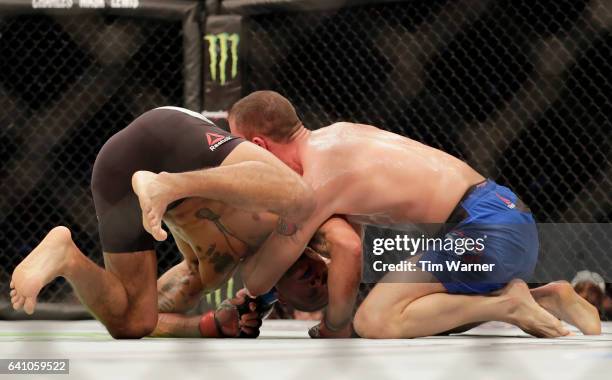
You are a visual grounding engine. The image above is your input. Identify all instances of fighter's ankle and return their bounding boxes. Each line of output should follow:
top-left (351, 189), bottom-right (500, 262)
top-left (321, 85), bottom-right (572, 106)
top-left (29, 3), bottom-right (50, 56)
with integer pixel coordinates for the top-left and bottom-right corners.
top-left (58, 244), bottom-right (79, 278)
top-left (156, 171), bottom-right (181, 200)
top-left (500, 294), bottom-right (523, 324)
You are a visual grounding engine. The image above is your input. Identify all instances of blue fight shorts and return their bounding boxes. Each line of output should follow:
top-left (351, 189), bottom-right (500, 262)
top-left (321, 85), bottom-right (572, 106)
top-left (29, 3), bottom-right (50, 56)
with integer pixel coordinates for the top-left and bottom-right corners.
top-left (419, 179), bottom-right (538, 294)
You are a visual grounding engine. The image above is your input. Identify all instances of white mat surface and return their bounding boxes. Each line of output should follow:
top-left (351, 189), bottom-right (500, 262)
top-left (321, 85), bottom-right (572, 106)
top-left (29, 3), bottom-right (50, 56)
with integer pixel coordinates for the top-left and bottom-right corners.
top-left (0, 320), bottom-right (611, 380)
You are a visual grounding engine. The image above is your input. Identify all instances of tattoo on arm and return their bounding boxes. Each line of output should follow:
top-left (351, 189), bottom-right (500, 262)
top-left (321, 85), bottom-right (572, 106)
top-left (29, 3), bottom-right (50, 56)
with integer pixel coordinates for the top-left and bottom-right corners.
top-left (276, 218), bottom-right (297, 236)
top-left (157, 273), bottom-right (196, 313)
top-left (158, 278), bottom-right (178, 313)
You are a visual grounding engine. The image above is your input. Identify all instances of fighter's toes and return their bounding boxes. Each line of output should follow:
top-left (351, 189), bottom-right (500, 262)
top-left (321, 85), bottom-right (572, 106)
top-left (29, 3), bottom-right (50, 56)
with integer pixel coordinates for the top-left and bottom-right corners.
top-left (13, 295), bottom-right (25, 311)
top-left (554, 323), bottom-right (570, 337)
top-left (23, 297), bottom-right (37, 315)
top-left (155, 228), bottom-right (168, 241)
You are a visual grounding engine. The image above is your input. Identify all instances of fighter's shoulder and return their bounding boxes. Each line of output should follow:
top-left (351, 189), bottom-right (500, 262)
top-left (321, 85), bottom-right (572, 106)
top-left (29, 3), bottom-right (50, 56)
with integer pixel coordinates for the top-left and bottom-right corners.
top-left (324, 121), bottom-right (380, 133)
top-left (326, 121), bottom-right (363, 129)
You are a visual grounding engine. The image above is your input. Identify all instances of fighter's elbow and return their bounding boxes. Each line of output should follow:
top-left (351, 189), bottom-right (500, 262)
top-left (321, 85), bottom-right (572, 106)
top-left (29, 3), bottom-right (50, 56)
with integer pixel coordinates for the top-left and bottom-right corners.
top-left (289, 181), bottom-right (316, 221)
top-left (344, 239), bottom-right (363, 260)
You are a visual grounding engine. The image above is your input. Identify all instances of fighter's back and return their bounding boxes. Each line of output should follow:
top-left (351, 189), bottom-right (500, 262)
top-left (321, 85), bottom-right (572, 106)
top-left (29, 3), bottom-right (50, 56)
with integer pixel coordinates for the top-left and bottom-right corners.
top-left (302, 122), bottom-right (485, 225)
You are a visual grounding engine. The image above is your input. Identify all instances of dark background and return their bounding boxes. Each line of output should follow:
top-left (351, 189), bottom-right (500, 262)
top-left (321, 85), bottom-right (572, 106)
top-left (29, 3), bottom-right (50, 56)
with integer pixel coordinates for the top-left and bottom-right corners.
top-left (0, 0), bottom-right (610, 307)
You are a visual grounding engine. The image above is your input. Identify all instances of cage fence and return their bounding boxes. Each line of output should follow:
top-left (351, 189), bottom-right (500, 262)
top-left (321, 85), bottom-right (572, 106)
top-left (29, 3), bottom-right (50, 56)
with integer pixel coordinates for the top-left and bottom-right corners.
top-left (0, 0), bottom-right (611, 315)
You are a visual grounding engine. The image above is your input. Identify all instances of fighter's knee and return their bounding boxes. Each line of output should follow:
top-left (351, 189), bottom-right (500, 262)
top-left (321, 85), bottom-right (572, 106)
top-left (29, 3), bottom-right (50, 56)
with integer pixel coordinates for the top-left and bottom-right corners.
top-left (108, 322), bottom-right (155, 339)
top-left (352, 309), bottom-right (371, 337)
top-left (354, 305), bottom-right (397, 339)
top-left (107, 314), bottom-right (157, 339)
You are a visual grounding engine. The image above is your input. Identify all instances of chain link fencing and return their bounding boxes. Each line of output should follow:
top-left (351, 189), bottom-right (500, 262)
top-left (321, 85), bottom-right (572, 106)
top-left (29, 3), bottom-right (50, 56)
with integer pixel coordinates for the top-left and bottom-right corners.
top-left (243, 0), bottom-right (612, 288)
top-left (0, 12), bottom-right (187, 310)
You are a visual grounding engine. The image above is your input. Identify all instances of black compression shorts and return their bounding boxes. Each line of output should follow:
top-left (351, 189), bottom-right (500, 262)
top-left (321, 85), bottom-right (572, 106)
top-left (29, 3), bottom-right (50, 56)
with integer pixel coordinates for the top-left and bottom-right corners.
top-left (91, 106), bottom-right (244, 253)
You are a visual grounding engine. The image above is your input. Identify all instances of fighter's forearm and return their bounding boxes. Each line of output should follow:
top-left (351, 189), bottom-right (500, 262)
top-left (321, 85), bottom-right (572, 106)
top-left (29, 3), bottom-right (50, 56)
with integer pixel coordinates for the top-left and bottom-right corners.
top-left (157, 261), bottom-right (203, 313)
top-left (241, 229), bottom-right (305, 296)
top-left (317, 218), bottom-right (363, 330)
top-left (243, 206), bottom-right (334, 296)
top-left (326, 242), bottom-right (362, 329)
top-left (151, 313), bottom-right (202, 338)
top-left (159, 161), bottom-right (315, 222)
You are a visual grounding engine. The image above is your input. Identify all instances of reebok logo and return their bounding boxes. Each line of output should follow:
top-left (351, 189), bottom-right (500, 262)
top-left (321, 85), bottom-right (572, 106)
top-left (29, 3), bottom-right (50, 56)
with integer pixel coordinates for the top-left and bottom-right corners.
top-left (206, 132), bottom-right (233, 151)
top-left (206, 133), bottom-right (226, 146)
top-left (495, 193), bottom-right (516, 209)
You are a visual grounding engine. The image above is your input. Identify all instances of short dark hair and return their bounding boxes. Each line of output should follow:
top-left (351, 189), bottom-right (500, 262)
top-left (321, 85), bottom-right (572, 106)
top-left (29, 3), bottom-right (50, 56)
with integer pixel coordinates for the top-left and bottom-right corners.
top-left (228, 90), bottom-right (302, 142)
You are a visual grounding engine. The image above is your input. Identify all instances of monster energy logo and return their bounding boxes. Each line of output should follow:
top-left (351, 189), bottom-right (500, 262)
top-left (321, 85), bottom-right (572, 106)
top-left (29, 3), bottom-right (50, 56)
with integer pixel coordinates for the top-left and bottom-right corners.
top-left (205, 277), bottom-right (235, 308)
top-left (205, 33), bottom-right (239, 85)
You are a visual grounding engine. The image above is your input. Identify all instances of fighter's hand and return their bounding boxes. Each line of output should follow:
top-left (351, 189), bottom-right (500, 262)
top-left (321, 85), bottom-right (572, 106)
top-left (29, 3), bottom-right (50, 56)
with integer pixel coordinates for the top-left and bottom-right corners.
top-left (211, 289), bottom-right (262, 338)
top-left (132, 170), bottom-right (172, 241)
top-left (230, 288), bottom-right (264, 338)
top-left (308, 320), bottom-right (353, 339)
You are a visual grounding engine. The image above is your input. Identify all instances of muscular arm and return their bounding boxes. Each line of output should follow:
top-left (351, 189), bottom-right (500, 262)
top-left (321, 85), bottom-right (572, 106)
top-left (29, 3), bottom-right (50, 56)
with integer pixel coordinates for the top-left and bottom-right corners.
top-left (311, 217), bottom-right (363, 331)
top-left (156, 260), bottom-right (203, 314)
top-left (241, 203), bottom-right (334, 296)
top-left (150, 260), bottom-right (205, 337)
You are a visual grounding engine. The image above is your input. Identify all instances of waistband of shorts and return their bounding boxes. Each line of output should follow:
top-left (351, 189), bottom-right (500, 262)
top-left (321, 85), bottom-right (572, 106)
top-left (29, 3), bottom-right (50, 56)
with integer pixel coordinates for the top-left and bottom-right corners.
top-left (445, 179), bottom-right (492, 224)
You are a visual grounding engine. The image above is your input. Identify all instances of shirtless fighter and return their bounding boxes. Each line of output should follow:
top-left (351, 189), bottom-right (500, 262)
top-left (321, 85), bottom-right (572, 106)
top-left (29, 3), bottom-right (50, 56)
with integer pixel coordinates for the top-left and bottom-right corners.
top-left (9, 106), bottom-right (316, 339)
top-left (227, 91), bottom-right (601, 339)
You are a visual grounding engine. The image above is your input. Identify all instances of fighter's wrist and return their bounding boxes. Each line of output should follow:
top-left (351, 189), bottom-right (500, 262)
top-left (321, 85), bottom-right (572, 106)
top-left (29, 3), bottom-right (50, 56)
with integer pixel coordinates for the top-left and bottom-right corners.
top-left (198, 311), bottom-right (223, 338)
top-left (322, 314), bottom-right (352, 332)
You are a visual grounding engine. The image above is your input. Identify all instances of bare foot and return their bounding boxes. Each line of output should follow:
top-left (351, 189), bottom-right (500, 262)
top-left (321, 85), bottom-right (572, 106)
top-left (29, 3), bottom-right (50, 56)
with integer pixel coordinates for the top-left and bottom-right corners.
top-left (532, 281), bottom-right (601, 335)
top-left (131, 170), bottom-right (173, 241)
top-left (10, 226), bottom-right (75, 315)
top-left (502, 279), bottom-right (570, 338)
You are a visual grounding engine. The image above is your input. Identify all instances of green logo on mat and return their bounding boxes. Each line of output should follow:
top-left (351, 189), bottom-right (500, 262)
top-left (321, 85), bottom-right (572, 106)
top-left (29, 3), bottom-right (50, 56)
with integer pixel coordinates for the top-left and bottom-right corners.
top-left (205, 33), bottom-right (240, 85)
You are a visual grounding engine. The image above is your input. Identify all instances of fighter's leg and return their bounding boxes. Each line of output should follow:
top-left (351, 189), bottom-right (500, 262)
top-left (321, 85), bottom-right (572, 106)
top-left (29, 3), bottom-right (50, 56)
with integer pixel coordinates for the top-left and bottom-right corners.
top-left (530, 281), bottom-right (601, 335)
top-left (10, 226), bottom-right (158, 338)
top-left (436, 281), bottom-right (603, 336)
top-left (353, 267), bottom-right (568, 338)
top-left (432, 282), bottom-right (602, 336)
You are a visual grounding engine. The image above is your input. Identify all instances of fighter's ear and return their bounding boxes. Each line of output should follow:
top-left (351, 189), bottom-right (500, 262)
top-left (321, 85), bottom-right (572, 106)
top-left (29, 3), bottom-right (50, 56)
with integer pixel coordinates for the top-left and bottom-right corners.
top-left (251, 136), bottom-right (268, 150)
top-left (303, 246), bottom-right (319, 261)
top-left (304, 246), bottom-right (331, 264)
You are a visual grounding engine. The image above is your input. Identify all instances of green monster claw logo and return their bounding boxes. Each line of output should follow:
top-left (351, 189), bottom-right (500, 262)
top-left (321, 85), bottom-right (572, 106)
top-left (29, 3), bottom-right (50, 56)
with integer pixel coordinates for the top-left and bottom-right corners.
top-left (205, 33), bottom-right (240, 85)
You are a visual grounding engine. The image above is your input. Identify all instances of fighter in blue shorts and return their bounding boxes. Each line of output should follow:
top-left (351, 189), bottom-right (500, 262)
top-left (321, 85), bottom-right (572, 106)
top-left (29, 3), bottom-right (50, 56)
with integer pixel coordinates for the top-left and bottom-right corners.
top-left (227, 91), bottom-right (601, 339)
top-left (419, 179), bottom-right (539, 295)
